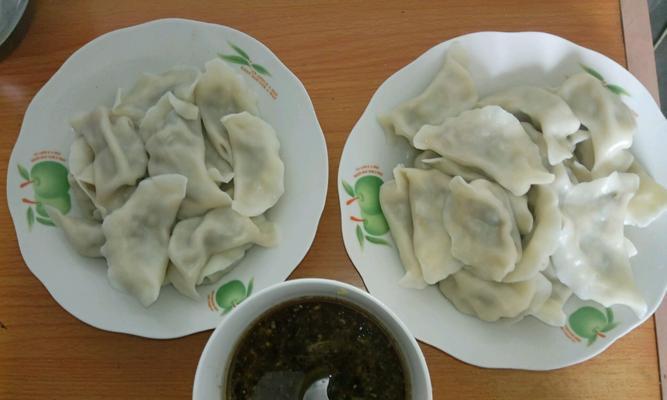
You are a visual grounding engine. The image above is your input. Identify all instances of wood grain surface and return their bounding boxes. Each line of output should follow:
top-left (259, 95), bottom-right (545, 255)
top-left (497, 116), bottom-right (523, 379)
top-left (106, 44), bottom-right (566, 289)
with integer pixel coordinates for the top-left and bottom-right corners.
top-left (0, 1), bottom-right (661, 399)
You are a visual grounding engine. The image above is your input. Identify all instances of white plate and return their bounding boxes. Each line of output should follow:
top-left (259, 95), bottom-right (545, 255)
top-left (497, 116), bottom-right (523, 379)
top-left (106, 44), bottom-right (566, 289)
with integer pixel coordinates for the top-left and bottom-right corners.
top-left (6, 18), bottom-right (328, 339)
top-left (338, 31), bottom-right (667, 370)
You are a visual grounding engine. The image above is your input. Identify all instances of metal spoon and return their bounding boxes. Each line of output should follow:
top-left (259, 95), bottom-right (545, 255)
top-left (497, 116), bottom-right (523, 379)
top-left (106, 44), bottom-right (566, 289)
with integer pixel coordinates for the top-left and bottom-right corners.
top-left (302, 376), bottom-right (330, 400)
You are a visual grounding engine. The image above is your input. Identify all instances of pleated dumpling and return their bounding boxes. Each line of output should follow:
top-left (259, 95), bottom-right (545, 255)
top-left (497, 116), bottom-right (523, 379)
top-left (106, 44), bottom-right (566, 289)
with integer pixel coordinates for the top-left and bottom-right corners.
top-left (167, 207), bottom-right (278, 299)
top-left (438, 269), bottom-right (551, 322)
top-left (379, 166), bottom-right (427, 289)
top-left (625, 160), bottom-right (667, 227)
top-left (112, 66), bottom-right (200, 124)
top-left (45, 206), bottom-right (105, 258)
top-left (503, 185), bottom-right (561, 282)
top-left (144, 94), bottom-right (232, 218)
top-left (558, 73), bottom-right (636, 175)
top-left (70, 106), bottom-right (147, 215)
top-left (551, 172), bottom-right (647, 317)
top-left (413, 105), bottom-right (554, 196)
top-left (378, 44), bottom-right (477, 144)
top-left (222, 112), bottom-right (285, 217)
top-left (401, 168), bottom-right (462, 284)
top-left (204, 135), bottom-right (234, 184)
top-left (530, 265), bottom-right (572, 327)
top-left (479, 86), bottom-right (581, 165)
top-left (195, 58), bottom-right (259, 162)
top-left (443, 176), bottom-right (520, 282)
top-left (102, 174), bottom-right (187, 307)
top-left (139, 91), bottom-right (199, 143)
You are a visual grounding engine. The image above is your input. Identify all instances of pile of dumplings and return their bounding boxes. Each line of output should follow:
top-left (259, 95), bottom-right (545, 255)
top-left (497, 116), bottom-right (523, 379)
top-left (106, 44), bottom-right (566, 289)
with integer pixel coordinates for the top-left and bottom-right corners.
top-left (378, 44), bottom-right (667, 326)
top-left (48, 58), bottom-right (284, 307)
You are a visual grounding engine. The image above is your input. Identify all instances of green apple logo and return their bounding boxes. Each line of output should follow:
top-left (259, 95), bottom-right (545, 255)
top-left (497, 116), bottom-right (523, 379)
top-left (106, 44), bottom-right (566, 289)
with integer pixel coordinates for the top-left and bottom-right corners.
top-left (562, 306), bottom-right (619, 346)
top-left (342, 175), bottom-right (390, 249)
top-left (18, 160), bottom-right (71, 229)
top-left (207, 278), bottom-right (253, 314)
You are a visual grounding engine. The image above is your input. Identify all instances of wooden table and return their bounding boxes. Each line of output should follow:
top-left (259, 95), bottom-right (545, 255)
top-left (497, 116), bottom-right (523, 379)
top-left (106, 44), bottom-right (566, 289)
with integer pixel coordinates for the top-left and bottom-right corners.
top-left (0, 1), bottom-right (662, 399)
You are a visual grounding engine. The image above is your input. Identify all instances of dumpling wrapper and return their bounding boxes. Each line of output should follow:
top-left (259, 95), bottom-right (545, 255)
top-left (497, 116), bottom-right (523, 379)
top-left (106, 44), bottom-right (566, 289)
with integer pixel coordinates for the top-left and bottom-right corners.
top-left (195, 58), bottom-right (259, 162)
top-left (70, 106), bottom-right (147, 215)
top-left (144, 94), bottom-right (232, 218)
top-left (414, 150), bottom-right (488, 182)
top-left (167, 207), bottom-right (278, 299)
top-left (439, 269), bottom-right (551, 322)
top-left (413, 105), bottom-right (554, 196)
top-left (378, 44), bottom-right (477, 144)
top-left (102, 174), bottom-right (187, 307)
top-left (443, 176), bottom-right (519, 282)
top-left (112, 66), bottom-right (200, 124)
top-left (401, 168), bottom-right (462, 284)
top-left (222, 112), bottom-right (285, 217)
top-left (479, 86), bottom-right (581, 165)
top-left (69, 135), bottom-right (95, 185)
top-left (551, 172), bottom-right (647, 317)
top-left (625, 160), bottom-right (667, 227)
top-left (45, 206), bottom-right (104, 258)
top-left (379, 165), bottom-right (427, 289)
top-left (503, 185), bottom-right (561, 282)
top-left (559, 73), bottom-right (636, 175)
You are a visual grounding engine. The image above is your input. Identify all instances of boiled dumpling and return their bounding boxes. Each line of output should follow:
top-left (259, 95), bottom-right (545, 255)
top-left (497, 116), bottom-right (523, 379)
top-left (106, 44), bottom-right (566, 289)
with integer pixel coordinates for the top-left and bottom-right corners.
top-left (112, 66), bottom-right (200, 124)
top-left (439, 269), bottom-right (551, 322)
top-left (443, 176), bottom-right (519, 281)
top-left (522, 122), bottom-right (550, 170)
top-left (222, 112), bottom-right (285, 217)
top-left (379, 166), bottom-right (427, 289)
top-left (625, 161), bottom-right (667, 227)
top-left (68, 136), bottom-right (127, 218)
top-left (198, 245), bottom-right (253, 284)
top-left (378, 44), bottom-right (477, 144)
top-left (204, 136), bottom-right (234, 184)
top-left (139, 91), bottom-right (199, 143)
top-left (479, 86), bottom-right (581, 165)
top-left (474, 179), bottom-right (531, 240)
top-left (551, 172), bottom-right (646, 317)
top-left (530, 265), bottom-right (572, 327)
top-left (45, 206), bottom-right (104, 258)
top-left (167, 207), bottom-right (278, 299)
top-left (558, 73), bottom-right (636, 176)
top-left (166, 246), bottom-right (250, 300)
top-left (144, 95), bottom-right (232, 218)
top-left (402, 168), bottom-right (462, 284)
top-left (413, 106), bottom-right (554, 196)
top-left (102, 174), bottom-right (187, 307)
top-left (70, 106), bottom-right (147, 216)
top-left (195, 58), bottom-right (259, 162)
top-left (503, 185), bottom-right (561, 282)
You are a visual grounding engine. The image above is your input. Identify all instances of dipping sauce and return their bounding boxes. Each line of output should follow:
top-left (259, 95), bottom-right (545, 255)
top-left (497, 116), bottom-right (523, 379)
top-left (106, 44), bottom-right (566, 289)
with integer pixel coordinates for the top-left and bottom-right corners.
top-left (226, 297), bottom-right (408, 399)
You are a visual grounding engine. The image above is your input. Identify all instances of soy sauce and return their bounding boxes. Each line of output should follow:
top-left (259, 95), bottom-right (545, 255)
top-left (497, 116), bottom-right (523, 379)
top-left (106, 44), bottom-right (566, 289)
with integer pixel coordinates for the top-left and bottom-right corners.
top-left (226, 297), bottom-right (408, 400)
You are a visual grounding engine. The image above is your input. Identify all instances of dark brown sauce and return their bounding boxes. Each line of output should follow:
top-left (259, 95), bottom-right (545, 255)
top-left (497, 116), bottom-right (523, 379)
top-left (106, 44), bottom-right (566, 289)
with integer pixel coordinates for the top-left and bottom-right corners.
top-left (225, 297), bottom-right (408, 400)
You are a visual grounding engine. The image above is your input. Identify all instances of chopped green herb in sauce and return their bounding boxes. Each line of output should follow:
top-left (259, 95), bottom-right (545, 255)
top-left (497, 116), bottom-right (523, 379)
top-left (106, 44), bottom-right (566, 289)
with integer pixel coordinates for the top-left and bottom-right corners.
top-left (226, 297), bottom-right (408, 400)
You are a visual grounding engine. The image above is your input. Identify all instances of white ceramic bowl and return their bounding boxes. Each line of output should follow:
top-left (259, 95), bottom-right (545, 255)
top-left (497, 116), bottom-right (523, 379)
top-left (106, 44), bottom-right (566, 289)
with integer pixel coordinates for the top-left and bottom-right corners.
top-left (194, 278), bottom-right (432, 400)
top-left (338, 31), bottom-right (667, 369)
top-left (6, 18), bottom-right (328, 338)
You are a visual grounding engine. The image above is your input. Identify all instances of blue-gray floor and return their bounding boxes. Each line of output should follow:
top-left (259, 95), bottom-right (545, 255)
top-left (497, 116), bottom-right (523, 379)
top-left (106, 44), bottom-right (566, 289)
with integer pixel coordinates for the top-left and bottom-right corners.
top-left (650, 0), bottom-right (667, 113)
